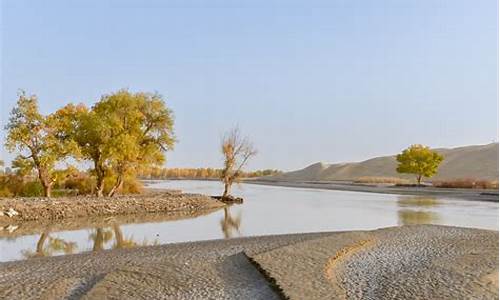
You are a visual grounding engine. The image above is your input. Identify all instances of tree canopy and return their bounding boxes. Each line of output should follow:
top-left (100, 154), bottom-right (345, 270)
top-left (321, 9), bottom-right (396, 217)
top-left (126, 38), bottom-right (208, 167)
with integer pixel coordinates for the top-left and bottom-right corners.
top-left (5, 89), bottom-right (175, 198)
top-left (5, 91), bottom-right (76, 197)
top-left (90, 90), bottom-right (175, 196)
top-left (396, 144), bottom-right (444, 184)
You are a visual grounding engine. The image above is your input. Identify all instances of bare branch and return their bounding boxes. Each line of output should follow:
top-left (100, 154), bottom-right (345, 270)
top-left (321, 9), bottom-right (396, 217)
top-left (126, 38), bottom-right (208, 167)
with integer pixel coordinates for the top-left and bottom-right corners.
top-left (220, 127), bottom-right (257, 197)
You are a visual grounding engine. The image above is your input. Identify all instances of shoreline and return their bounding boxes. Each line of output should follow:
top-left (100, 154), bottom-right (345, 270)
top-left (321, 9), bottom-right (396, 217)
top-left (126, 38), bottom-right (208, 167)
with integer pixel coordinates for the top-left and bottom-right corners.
top-left (1, 225), bottom-right (497, 299)
top-left (0, 207), bottom-right (223, 238)
top-left (0, 190), bottom-right (226, 224)
top-left (242, 179), bottom-right (499, 202)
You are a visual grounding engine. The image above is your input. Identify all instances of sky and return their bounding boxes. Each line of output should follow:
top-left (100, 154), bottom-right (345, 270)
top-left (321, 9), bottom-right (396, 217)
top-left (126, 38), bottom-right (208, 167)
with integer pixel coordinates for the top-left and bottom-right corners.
top-left (1, 0), bottom-right (498, 171)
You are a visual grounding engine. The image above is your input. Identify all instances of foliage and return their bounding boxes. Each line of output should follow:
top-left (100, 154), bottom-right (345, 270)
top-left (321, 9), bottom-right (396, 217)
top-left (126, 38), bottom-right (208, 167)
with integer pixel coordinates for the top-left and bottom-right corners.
top-left (0, 168), bottom-right (143, 197)
top-left (432, 179), bottom-right (499, 189)
top-left (54, 90), bottom-right (175, 197)
top-left (220, 128), bottom-right (257, 197)
top-left (4, 91), bottom-right (76, 197)
top-left (103, 174), bottom-right (143, 195)
top-left (0, 174), bottom-right (44, 197)
top-left (354, 176), bottom-right (410, 185)
top-left (137, 167), bottom-right (281, 179)
top-left (396, 144), bottom-right (444, 184)
top-left (19, 181), bottom-right (45, 197)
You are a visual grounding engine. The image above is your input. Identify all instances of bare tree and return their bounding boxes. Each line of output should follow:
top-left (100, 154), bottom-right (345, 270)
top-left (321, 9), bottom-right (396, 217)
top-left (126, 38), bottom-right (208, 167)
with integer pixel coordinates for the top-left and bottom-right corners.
top-left (220, 128), bottom-right (257, 198)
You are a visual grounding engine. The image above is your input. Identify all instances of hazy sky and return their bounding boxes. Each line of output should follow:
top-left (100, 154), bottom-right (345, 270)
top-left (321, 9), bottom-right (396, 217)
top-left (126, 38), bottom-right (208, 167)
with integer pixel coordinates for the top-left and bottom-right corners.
top-left (1, 0), bottom-right (498, 171)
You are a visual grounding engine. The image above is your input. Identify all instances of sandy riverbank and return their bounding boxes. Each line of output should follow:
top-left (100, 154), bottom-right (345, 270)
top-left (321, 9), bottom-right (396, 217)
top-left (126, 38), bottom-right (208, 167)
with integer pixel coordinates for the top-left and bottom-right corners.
top-left (0, 225), bottom-right (497, 299)
top-left (244, 179), bottom-right (499, 202)
top-left (0, 191), bottom-right (226, 224)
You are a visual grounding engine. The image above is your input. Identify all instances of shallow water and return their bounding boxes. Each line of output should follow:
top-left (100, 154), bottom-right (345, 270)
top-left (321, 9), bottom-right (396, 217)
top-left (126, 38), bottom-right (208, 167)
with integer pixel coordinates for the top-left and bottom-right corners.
top-left (0, 180), bottom-right (497, 262)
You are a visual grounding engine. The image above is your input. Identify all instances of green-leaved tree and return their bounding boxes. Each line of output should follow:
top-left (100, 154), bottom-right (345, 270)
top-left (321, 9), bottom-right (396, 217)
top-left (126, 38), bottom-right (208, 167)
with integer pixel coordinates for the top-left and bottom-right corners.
top-left (396, 144), bottom-right (444, 185)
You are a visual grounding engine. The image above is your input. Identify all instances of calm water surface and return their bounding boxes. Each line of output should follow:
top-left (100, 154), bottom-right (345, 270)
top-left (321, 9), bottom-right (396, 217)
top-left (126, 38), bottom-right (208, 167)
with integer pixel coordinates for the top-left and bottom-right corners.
top-left (0, 180), bottom-right (498, 262)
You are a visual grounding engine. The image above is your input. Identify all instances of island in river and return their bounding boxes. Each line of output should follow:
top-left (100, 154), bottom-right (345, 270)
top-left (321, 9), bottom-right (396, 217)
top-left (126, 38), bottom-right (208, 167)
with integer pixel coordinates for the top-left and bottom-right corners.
top-left (0, 190), bottom-right (226, 225)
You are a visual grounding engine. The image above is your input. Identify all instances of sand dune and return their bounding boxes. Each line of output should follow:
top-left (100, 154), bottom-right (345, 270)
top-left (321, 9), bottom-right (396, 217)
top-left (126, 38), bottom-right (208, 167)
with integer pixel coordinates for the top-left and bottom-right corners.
top-left (269, 143), bottom-right (499, 182)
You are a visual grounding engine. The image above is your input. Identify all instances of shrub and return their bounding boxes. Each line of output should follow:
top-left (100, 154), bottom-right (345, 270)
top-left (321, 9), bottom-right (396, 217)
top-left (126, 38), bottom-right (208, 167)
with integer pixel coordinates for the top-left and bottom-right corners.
top-left (0, 171), bottom-right (144, 198)
top-left (0, 186), bottom-right (13, 197)
top-left (64, 175), bottom-right (96, 195)
top-left (0, 174), bottom-right (33, 197)
top-left (354, 176), bottom-right (410, 185)
top-left (19, 181), bottom-right (44, 197)
top-left (103, 175), bottom-right (143, 196)
top-left (432, 179), bottom-right (499, 189)
top-left (121, 177), bottom-right (143, 194)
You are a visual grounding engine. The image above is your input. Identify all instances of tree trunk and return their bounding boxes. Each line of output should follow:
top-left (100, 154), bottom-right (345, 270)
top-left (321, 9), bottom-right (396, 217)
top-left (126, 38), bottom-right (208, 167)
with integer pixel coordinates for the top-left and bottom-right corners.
top-left (94, 161), bottom-right (105, 197)
top-left (222, 182), bottom-right (231, 198)
top-left (41, 180), bottom-right (52, 198)
top-left (417, 175), bottom-right (422, 185)
top-left (108, 174), bottom-right (124, 197)
top-left (96, 177), bottom-right (104, 197)
top-left (36, 165), bottom-right (52, 198)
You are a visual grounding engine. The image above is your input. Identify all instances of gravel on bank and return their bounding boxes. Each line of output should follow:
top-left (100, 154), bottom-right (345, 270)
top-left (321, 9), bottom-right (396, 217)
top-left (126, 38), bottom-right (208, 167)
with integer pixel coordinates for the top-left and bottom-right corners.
top-left (0, 191), bottom-right (226, 224)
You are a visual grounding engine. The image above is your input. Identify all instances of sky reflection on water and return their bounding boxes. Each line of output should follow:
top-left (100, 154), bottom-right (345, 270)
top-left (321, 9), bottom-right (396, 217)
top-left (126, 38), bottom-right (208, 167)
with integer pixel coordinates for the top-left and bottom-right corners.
top-left (0, 180), bottom-right (497, 262)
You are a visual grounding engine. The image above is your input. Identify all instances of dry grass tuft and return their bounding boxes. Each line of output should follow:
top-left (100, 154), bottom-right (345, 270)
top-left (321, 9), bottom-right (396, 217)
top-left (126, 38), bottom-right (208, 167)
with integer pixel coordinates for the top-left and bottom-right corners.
top-left (354, 176), bottom-right (410, 185)
top-left (432, 179), bottom-right (499, 189)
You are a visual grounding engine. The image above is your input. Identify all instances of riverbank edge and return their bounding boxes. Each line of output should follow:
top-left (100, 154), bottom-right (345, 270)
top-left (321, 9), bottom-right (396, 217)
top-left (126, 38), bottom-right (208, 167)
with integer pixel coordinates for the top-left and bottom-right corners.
top-left (0, 190), bottom-right (226, 224)
top-left (242, 179), bottom-right (499, 202)
top-left (0, 225), bottom-right (497, 299)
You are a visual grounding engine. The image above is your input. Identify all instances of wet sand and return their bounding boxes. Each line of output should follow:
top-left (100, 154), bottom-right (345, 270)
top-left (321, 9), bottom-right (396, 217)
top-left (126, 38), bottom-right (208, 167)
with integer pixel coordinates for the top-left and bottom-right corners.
top-left (0, 225), bottom-right (497, 299)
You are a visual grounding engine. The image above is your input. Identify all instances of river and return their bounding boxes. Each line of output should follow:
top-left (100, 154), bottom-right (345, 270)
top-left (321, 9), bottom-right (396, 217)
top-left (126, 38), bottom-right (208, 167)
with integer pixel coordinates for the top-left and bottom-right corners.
top-left (0, 180), bottom-right (497, 262)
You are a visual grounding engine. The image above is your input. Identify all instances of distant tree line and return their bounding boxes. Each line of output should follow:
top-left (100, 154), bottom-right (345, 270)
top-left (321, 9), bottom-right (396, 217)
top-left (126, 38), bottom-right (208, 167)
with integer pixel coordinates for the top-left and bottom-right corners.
top-left (138, 167), bottom-right (281, 180)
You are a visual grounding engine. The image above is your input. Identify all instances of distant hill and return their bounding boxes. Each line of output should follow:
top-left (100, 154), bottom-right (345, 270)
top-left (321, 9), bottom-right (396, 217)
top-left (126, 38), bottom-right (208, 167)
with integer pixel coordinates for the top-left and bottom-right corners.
top-left (266, 143), bottom-right (499, 182)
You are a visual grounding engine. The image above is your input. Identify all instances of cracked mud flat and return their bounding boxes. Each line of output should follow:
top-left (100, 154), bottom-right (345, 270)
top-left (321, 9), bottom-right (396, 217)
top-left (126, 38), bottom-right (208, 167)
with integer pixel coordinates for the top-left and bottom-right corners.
top-left (0, 225), bottom-right (497, 299)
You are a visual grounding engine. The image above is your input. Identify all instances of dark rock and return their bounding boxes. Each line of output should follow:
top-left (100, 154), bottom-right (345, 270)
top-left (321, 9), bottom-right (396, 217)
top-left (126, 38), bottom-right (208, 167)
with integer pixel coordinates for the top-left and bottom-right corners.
top-left (211, 195), bottom-right (244, 204)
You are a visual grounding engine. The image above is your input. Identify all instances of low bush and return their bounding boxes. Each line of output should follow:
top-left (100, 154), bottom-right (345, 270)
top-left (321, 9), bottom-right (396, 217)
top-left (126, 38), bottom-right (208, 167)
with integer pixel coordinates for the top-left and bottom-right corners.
top-left (354, 176), bottom-right (411, 185)
top-left (0, 171), bottom-right (144, 198)
top-left (0, 174), bottom-right (45, 197)
top-left (64, 175), bottom-right (96, 195)
top-left (432, 179), bottom-right (499, 189)
top-left (103, 175), bottom-right (143, 195)
top-left (19, 181), bottom-right (45, 197)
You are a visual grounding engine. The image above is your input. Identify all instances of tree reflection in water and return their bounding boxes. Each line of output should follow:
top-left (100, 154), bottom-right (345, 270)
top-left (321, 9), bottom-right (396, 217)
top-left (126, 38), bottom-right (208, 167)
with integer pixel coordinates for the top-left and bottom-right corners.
top-left (220, 206), bottom-right (241, 238)
top-left (22, 223), bottom-right (160, 258)
top-left (112, 224), bottom-right (138, 249)
top-left (397, 196), bottom-right (441, 225)
top-left (22, 230), bottom-right (77, 258)
top-left (88, 224), bottom-right (157, 251)
top-left (89, 228), bottom-right (113, 251)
